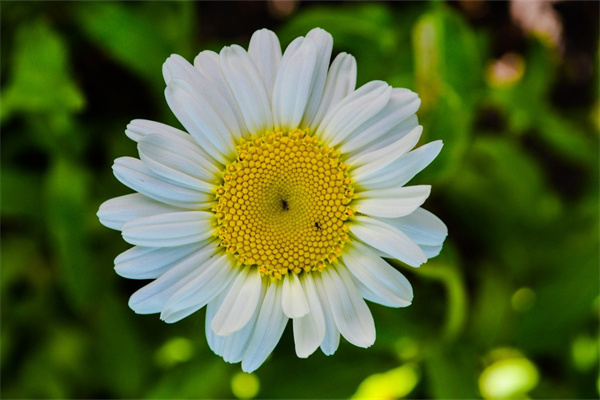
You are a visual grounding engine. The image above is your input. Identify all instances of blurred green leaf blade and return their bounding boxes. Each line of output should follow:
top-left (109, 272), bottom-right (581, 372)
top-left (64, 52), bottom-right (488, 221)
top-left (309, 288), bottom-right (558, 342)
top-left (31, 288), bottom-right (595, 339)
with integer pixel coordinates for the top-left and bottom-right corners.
top-left (1, 18), bottom-right (85, 123)
top-left (44, 158), bottom-right (97, 311)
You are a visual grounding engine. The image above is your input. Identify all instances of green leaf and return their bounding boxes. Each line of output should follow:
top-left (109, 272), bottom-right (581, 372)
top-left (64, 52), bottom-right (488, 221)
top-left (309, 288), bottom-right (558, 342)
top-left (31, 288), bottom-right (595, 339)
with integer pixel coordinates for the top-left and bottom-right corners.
top-left (2, 323), bottom-right (89, 399)
top-left (92, 297), bottom-right (147, 398)
top-left (411, 4), bottom-right (485, 183)
top-left (1, 19), bottom-right (85, 122)
top-left (279, 3), bottom-right (397, 53)
top-left (146, 357), bottom-right (231, 399)
top-left (536, 111), bottom-right (598, 166)
top-left (278, 3), bottom-right (407, 84)
top-left (489, 40), bottom-right (556, 123)
top-left (414, 88), bottom-right (471, 184)
top-left (515, 199), bottom-right (600, 353)
top-left (413, 4), bottom-right (485, 111)
top-left (1, 167), bottom-right (43, 220)
top-left (0, 237), bottom-right (44, 296)
top-left (44, 158), bottom-right (96, 311)
top-left (424, 343), bottom-right (479, 398)
top-left (446, 137), bottom-right (555, 243)
top-left (73, 2), bottom-right (196, 88)
top-left (469, 265), bottom-right (513, 348)
top-left (489, 39), bottom-right (597, 165)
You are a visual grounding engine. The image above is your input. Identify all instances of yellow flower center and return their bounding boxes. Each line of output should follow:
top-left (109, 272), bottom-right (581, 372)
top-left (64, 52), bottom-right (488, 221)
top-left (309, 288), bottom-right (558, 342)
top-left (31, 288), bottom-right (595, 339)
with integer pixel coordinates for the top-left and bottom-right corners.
top-left (214, 128), bottom-right (354, 278)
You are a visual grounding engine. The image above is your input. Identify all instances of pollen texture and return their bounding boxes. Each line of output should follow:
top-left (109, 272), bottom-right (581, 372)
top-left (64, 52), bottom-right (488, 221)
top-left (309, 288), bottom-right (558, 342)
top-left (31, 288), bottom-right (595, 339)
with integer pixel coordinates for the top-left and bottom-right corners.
top-left (214, 128), bottom-right (354, 278)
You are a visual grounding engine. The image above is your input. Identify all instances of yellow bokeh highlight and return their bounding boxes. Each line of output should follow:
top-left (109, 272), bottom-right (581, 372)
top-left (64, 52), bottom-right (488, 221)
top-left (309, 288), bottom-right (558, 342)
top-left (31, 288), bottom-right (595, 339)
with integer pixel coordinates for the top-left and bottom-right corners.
top-left (215, 128), bottom-right (353, 278)
top-left (571, 335), bottom-right (598, 372)
top-left (352, 363), bottom-right (420, 399)
top-left (231, 372), bottom-right (260, 399)
top-left (479, 357), bottom-right (539, 399)
top-left (154, 337), bottom-right (194, 368)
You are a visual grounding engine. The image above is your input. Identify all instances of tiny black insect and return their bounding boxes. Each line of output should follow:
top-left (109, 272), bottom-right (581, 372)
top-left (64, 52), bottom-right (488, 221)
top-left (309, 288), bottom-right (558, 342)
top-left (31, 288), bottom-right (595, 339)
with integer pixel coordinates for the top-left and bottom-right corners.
top-left (315, 222), bottom-right (322, 231)
top-left (281, 199), bottom-right (289, 211)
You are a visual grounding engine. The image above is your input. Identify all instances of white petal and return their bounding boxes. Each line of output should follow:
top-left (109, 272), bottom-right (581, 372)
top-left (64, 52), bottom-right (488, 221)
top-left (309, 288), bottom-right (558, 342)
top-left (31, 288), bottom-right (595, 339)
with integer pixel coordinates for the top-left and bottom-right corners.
top-left (164, 79), bottom-right (233, 164)
top-left (342, 241), bottom-right (413, 307)
top-left (206, 284), bottom-right (270, 364)
top-left (163, 55), bottom-right (240, 148)
top-left (350, 215), bottom-right (428, 268)
top-left (272, 37), bottom-right (318, 129)
top-left (340, 89), bottom-right (420, 154)
top-left (121, 211), bottom-right (214, 247)
top-left (205, 289), bottom-right (228, 356)
top-left (359, 141), bottom-right (444, 190)
top-left (219, 282), bottom-right (267, 363)
top-left (293, 274), bottom-right (326, 358)
top-left (350, 126), bottom-right (423, 181)
top-left (317, 81), bottom-right (392, 147)
top-left (211, 268), bottom-right (263, 336)
top-left (125, 120), bottom-right (220, 176)
top-left (384, 207), bottom-right (448, 247)
top-left (241, 282), bottom-right (288, 373)
top-left (194, 50), bottom-right (248, 138)
top-left (305, 52), bottom-right (357, 128)
top-left (421, 244), bottom-right (444, 258)
top-left (300, 28), bottom-right (334, 127)
top-left (346, 124), bottom-right (421, 169)
top-left (220, 324), bottom-right (256, 364)
top-left (352, 115), bottom-right (419, 155)
top-left (138, 134), bottom-right (219, 191)
top-left (114, 244), bottom-right (200, 280)
top-left (128, 242), bottom-right (217, 314)
top-left (354, 185), bottom-right (431, 219)
top-left (220, 45), bottom-right (272, 135)
top-left (248, 29), bottom-right (282, 101)
top-left (97, 193), bottom-right (181, 231)
top-left (125, 119), bottom-right (191, 143)
top-left (208, 285), bottom-right (269, 365)
top-left (313, 273), bottom-right (340, 355)
top-left (281, 273), bottom-right (310, 319)
top-left (112, 157), bottom-right (212, 209)
top-left (351, 277), bottom-right (392, 308)
top-left (320, 267), bottom-right (375, 348)
top-left (160, 253), bottom-right (236, 323)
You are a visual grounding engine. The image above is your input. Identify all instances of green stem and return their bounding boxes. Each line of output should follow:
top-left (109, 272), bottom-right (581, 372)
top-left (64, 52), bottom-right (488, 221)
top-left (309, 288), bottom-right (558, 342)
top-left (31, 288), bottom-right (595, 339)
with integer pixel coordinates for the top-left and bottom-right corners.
top-left (393, 260), bottom-right (467, 341)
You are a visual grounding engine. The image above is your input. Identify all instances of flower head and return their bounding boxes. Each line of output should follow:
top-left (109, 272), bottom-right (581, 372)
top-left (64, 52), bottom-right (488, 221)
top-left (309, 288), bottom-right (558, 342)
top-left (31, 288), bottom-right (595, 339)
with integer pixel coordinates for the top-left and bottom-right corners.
top-left (98, 28), bottom-right (447, 372)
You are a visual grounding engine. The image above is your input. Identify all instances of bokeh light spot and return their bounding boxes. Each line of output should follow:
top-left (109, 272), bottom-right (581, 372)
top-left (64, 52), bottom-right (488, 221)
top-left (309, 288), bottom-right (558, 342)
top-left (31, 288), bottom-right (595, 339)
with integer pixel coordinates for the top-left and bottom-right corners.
top-left (571, 335), bottom-right (598, 372)
top-left (486, 53), bottom-right (525, 88)
top-left (479, 357), bottom-right (539, 399)
top-left (154, 337), bottom-right (194, 368)
top-left (352, 363), bottom-right (420, 399)
top-left (231, 372), bottom-right (260, 399)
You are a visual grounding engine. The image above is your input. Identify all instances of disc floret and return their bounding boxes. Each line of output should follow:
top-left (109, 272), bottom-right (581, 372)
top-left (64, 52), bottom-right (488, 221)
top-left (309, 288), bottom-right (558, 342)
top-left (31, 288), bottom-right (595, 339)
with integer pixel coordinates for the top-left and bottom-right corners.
top-left (214, 128), bottom-right (354, 278)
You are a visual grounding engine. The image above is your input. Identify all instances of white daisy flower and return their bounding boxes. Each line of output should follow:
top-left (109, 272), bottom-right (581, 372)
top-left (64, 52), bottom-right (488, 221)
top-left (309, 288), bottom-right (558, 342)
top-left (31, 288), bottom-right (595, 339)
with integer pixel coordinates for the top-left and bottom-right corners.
top-left (97, 28), bottom-right (447, 372)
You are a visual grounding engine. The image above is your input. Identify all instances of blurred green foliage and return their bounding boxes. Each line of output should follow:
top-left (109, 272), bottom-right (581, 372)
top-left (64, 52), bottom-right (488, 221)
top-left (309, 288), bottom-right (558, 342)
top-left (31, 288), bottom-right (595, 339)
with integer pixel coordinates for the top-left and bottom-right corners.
top-left (1, 2), bottom-right (598, 399)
